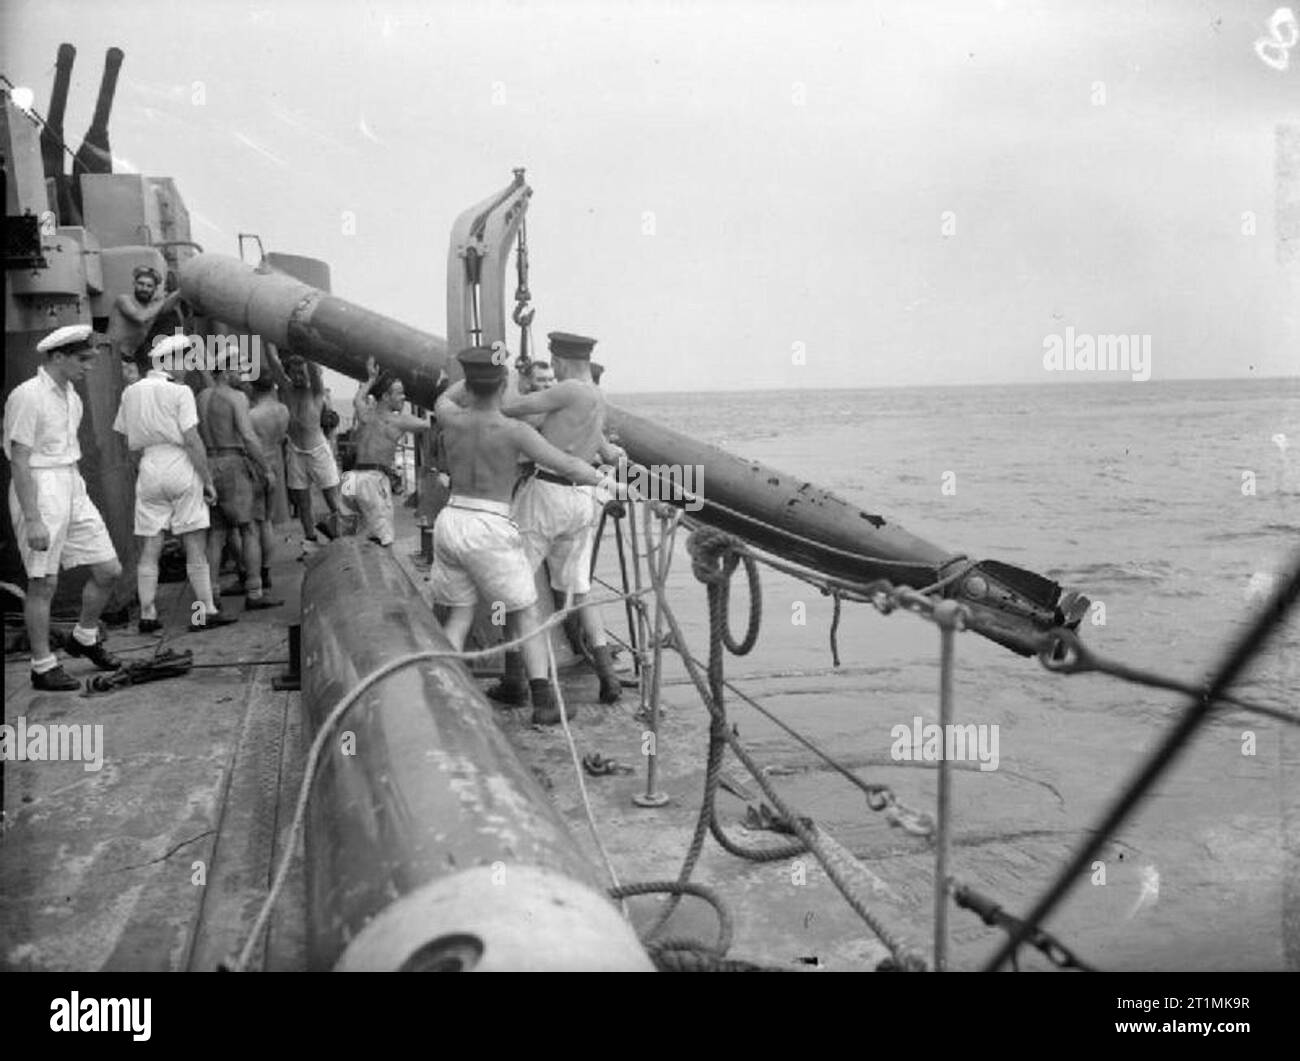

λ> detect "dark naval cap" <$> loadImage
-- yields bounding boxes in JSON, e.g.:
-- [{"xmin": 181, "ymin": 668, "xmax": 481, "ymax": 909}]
[
  {"xmin": 547, "ymin": 331, "xmax": 597, "ymax": 360},
  {"xmin": 457, "ymin": 345, "xmax": 508, "ymax": 382}
]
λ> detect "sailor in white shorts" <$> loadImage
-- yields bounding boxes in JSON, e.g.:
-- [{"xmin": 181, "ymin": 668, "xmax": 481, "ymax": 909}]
[
  {"xmin": 113, "ymin": 335, "xmax": 229, "ymax": 633},
  {"xmin": 512, "ymin": 473, "xmax": 604, "ymax": 597},
  {"xmin": 339, "ymin": 466, "xmax": 395, "ymax": 546},
  {"xmin": 428, "ymin": 497, "xmax": 537, "ymax": 614},
  {"xmin": 286, "ymin": 439, "xmax": 341, "ymax": 494},
  {"xmin": 4, "ymin": 324, "xmax": 123, "ymax": 690}
]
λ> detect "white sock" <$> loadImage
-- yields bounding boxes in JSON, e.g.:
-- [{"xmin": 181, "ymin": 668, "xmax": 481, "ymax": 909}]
[
  {"xmin": 31, "ymin": 654, "xmax": 58, "ymax": 674},
  {"xmin": 186, "ymin": 561, "xmax": 215, "ymax": 615},
  {"xmin": 72, "ymin": 624, "xmax": 99, "ymax": 646},
  {"xmin": 138, "ymin": 561, "xmax": 160, "ymax": 620}
]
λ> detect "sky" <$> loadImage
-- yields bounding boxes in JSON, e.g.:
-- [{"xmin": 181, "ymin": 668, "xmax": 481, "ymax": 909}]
[{"xmin": 3, "ymin": 0, "xmax": 1298, "ymax": 394}]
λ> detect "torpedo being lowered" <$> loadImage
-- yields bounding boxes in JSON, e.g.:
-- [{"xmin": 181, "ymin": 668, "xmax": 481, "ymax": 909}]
[{"xmin": 179, "ymin": 250, "xmax": 1089, "ymax": 658}]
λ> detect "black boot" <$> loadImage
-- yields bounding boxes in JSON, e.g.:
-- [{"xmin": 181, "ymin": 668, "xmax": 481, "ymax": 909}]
[
  {"xmin": 486, "ymin": 651, "xmax": 530, "ymax": 707},
  {"xmin": 530, "ymin": 678, "xmax": 575, "ymax": 726},
  {"xmin": 591, "ymin": 644, "xmax": 621, "ymax": 704}
]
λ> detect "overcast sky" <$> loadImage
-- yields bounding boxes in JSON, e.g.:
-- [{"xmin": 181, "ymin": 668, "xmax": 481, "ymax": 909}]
[{"xmin": 3, "ymin": 0, "xmax": 1297, "ymax": 393}]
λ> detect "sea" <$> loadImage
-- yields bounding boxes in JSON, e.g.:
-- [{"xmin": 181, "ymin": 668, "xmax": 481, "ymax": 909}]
[{"xmin": 606, "ymin": 376, "xmax": 1300, "ymax": 970}]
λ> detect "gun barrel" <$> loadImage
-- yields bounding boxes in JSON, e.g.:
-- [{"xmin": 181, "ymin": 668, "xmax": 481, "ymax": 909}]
[
  {"xmin": 89, "ymin": 46, "xmax": 124, "ymax": 132},
  {"xmin": 41, "ymin": 43, "xmax": 76, "ymax": 180}
]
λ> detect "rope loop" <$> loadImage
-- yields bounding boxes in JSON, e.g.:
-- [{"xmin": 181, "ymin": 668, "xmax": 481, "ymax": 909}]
[{"xmin": 688, "ymin": 527, "xmax": 762, "ymax": 657}]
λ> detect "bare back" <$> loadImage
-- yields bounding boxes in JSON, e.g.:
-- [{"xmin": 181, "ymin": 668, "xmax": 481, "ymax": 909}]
[
  {"xmin": 202, "ymin": 384, "xmax": 250, "ymax": 450},
  {"xmin": 250, "ymin": 397, "xmax": 290, "ymax": 462},
  {"xmin": 536, "ymin": 380, "xmax": 605, "ymax": 465},
  {"xmin": 439, "ymin": 406, "xmax": 536, "ymax": 504}
]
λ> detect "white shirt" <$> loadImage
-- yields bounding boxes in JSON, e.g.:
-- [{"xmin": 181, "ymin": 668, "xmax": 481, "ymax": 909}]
[
  {"xmin": 113, "ymin": 369, "xmax": 198, "ymax": 451},
  {"xmin": 2, "ymin": 366, "xmax": 82, "ymax": 467}
]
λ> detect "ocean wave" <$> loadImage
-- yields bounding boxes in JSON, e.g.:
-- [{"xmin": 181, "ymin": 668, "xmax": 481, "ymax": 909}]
[{"xmin": 1043, "ymin": 559, "xmax": 1180, "ymax": 586}]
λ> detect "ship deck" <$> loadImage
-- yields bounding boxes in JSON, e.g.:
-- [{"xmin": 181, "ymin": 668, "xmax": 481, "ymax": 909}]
[{"xmin": 3, "ymin": 503, "xmax": 1297, "ymax": 971}]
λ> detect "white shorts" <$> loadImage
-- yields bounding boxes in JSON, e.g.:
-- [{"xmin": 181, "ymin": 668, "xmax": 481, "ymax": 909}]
[
  {"xmin": 512, "ymin": 476, "xmax": 602, "ymax": 595},
  {"xmin": 340, "ymin": 469, "xmax": 394, "ymax": 546},
  {"xmin": 428, "ymin": 497, "xmax": 537, "ymax": 612},
  {"xmin": 135, "ymin": 445, "xmax": 208, "ymax": 537},
  {"xmin": 9, "ymin": 467, "xmax": 118, "ymax": 579},
  {"xmin": 286, "ymin": 440, "xmax": 340, "ymax": 491}
]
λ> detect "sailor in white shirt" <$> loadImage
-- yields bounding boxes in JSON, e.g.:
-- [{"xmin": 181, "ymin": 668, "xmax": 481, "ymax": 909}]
[
  {"xmin": 3, "ymin": 324, "xmax": 123, "ymax": 691},
  {"xmin": 114, "ymin": 334, "xmax": 233, "ymax": 633}
]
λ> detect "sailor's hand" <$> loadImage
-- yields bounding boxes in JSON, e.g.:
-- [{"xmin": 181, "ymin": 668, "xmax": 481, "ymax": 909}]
[
  {"xmin": 26, "ymin": 519, "xmax": 50, "ymax": 552},
  {"xmin": 203, "ymin": 482, "xmax": 218, "ymax": 505},
  {"xmin": 605, "ymin": 443, "xmax": 628, "ymax": 466},
  {"xmin": 366, "ymin": 356, "xmax": 380, "ymax": 380}
]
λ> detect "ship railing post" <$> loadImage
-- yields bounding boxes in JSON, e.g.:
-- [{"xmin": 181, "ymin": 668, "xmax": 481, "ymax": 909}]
[
  {"xmin": 634, "ymin": 501, "xmax": 671, "ymax": 808},
  {"xmin": 931, "ymin": 599, "xmax": 967, "ymax": 971}
]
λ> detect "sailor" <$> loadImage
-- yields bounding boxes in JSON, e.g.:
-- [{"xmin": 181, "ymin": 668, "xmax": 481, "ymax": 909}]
[
  {"xmin": 490, "ymin": 331, "xmax": 628, "ymax": 705},
  {"xmin": 519, "ymin": 360, "xmax": 556, "ymax": 396},
  {"xmin": 106, "ymin": 265, "xmax": 182, "ymax": 366},
  {"xmin": 113, "ymin": 334, "xmax": 232, "ymax": 632},
  {"xmin": 262, "ymin": 343, "xmax": 343, "ymax": 556},
  {"xmin": 433, "ymin": 346, "xmax": 625, "ymax": 725},
  {"xmin": 243, "ymin": 372, "xmax": 291, "ymax": 594},
  {"xmin": 198, "ymin": 363, "xmax": 280, "ymax": 612},
  {"xmin": 341, "ymin": 359, "xmax": 432, "ymax": 546},
  {"xmin": 3, "ymin": 324, "xmax": 123, "ymax": 690}
]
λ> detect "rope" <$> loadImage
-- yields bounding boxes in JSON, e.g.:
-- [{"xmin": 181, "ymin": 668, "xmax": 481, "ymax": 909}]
[
  {"xmin": 547, "ymin": 596, "xmax": 624, "ymax": 902},
  {"xmin": 608, "ymin": 880, "xmax": 732, "ymax": 956},
  {"xmin": 643, "ymin": 516, "xmax": 927, "ymax": 968},
  {"xmin": 687, "ymin": 526, "xmax": 762, "ymax": 655}
]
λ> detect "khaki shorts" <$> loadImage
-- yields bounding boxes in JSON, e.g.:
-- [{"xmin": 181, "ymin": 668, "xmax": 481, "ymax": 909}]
[
  {"xmin": 135, "ymin": 445, "xmax": 208, "ymax": 536},
  {"xmin": 210, "ymin": 452, "xmax": 262, "ymax": 527},
  {"xmin": 428, "ymin": 498, "xmax": 537, "ymax": 612},
  {"xmin": 512, "ymin": 476, "xmax": 602, "ymax": 595},
  {"xmin": 9, "ymin": 468, "xmax": 118, "ymax": 579}
]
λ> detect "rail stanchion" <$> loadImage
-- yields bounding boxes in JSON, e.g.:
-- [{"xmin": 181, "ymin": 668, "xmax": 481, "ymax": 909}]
[
  {"xmin": 635, "ymin": 504, "xmax": 675, "ymax": 809},
  {"xmin": 931, "ymin": 599, "xmax": 967, "ymax": 972}
]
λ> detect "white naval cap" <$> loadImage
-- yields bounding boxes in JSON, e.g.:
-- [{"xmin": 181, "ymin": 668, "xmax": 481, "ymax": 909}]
[
  {"xmin": 35, "ymin": 323, "xmax": 96, "ymax": 354},
  {"xmin": 150, "ymin": 332, "xmax": 194, "ymax": 361}
]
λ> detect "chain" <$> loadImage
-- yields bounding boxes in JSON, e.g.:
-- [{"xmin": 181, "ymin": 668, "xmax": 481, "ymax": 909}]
[{"xmin": 511, "ymin": 213, "xmax": 534, "ymax": 373}]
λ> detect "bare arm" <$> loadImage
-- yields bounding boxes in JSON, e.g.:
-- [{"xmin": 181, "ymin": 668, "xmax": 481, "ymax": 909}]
[
  {"xmin": 261, "ymin": 342, "xmax": 292, "ymax": 393},
  {"xmin": 500, "ymin": 382, "xmax": 571, "ymax": 419},
  {"xmin": 113, "ymin": 291, "xmax": 181, "ymax": 327},
  {"xmin": 9, "ymin": 443, "xmax": 42, "ymax": 522},
  {"xmin": 232, "ymin": 396, "xmax": 270, "ymax": 476},
  {"xmin": 393, "ymin": 412, "xmax": 432, "ymax": 433},
  {"xmin": 354, "ymin": 357, "xmax": 380, "ymax": 421},
  {"xmin": 435, "ymin": 381, "xmax": 470, "ymax": 418},
  {"xmin": 510, "ymin": 423, "xmax": 606, "ymax": 488}
]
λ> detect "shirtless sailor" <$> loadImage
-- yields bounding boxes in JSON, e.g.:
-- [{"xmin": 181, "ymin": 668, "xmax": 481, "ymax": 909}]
[
  {"xmin": 433, "ymin": 346, "xmax": 624, "ymax": 725},
  {"xmin": 489, "ymin": 332, "xmax": 628, "ymax": 705},
  {"xmin": 343, "ymin": 358, "xmax": 432, "ymax": 546}
]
